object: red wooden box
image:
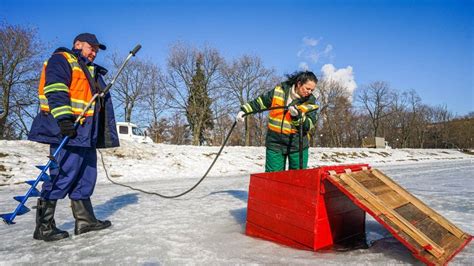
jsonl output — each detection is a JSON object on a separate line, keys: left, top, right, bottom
{"left": 245, "top": 164, "right": 369, "bottom": 250}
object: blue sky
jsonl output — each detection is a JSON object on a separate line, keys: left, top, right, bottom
{"left": 1, "top": 0, "right": 473, "bottom": 115}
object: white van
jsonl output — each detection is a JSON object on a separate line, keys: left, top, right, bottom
{"left": 116, "top": 122, "right": 153, "bottom": 144}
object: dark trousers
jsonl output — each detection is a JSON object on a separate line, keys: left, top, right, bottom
{"left": 41, "top": 145, "right": 97, "bottom": 200}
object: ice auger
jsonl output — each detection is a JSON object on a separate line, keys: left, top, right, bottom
{"left": 1, "top": 45, "right": 142, "bottom": 224}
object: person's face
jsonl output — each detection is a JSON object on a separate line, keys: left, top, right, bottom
{"left": 74, "top": 41, "right": 99, "bottom": 62}
{"left": 295, "top": 80, "right": 317, "bottom": 97}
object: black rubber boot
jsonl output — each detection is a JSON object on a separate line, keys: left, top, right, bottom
{"left": 71, "top": 198, "right": 111, "bottom": 235}
{"left": 33, "top": 198, "right": 69, "bottom": 241}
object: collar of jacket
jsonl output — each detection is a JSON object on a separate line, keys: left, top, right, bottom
{"left": 281, "top": 81, "right": 310, "bottom": 105}
{"left": 287, "top": 84, "right": 302, "bottom": 106}
{"left": 52, "top": 47, "right": 108, "bottom": 76}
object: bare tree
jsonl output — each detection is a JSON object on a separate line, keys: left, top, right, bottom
{"left": 168, "top": 111, "right": 190, "bottom": 145}
{"left": 142, "top": 65, "right": 168, "bottom": 139}
{"left": 220, "top": 55, "right": 276, "bottom": 145}
{"left": 423, "top": 104, "right": 452, "bottom": 148}
{"left": 251, "top": 112, "right": 268, "bottom": 146}
{"left": 446, "top": 115, "right": 473, "bottom": 149}
{"left": 0, "top": 22, "right": 43, "bottom": 138}
{"left": 110, "top": 55, "right": 155, "bottom": 123}
{"left": 356, "top": 81, "right": 394, "bottom": 137}
{"left": 315, "top": 79, "right": 353, "bottom": 147}
{"left": 350, "top": 111, "right": 372, "bottom": 147}
{"left": 208, "top": 88, "right": 235, "bottom": 145}
{"left": 146, "top": 66, "right": 167, "bottom": 123}
{"left": 164, "top": 42, "right": 222, "bottom": 145}
{"left": 384, "top": 89, "right": 419, "bottom": 148}
{"left": 9, "top": 79, "right": 38, "bottom": 138}
{"left": 397, "top": 90, "right": 422, "bottom": 148}
{"left": 148, "top": 117, "right": 169, "bottom": 143}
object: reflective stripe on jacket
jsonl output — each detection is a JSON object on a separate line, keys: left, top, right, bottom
{"left": 28, "top": 47, "right": 119, "bottom": 148}
{"left": 38, "top": 51, "right": 95, "bottom": 118}
{"left": 241, "top": 81, "right": 319, "bottom": 152}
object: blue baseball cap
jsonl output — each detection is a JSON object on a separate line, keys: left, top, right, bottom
{"left": 73, "top": 33, "right": 106, "bottom": 50}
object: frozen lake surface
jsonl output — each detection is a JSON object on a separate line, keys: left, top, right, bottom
{"left": 0, "top": 141, "right": 472, "bottom": 265}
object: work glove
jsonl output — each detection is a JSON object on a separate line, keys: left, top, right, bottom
{"left": 288, "top": 106, "right": 300, "bottom": 117}
{"left": 236, "top": 111, "right": 246, "bottom": 123}
{"left": 58, "top": 119, "right": 77, "bottom": 139}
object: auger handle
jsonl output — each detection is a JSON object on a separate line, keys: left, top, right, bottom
{"left": 131, "top": 45, "right": 142, "bottom": 56}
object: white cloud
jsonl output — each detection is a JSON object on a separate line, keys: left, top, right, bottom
{"left": 308, "top": 51, "right": 320, "bottom": 63}
{"left": 296, "top": 49, "right": 304, "bottom": 57}
{"left": 321, "top": 64, "right": 357, "bottom": 99}
{"left": 296, "top": 38, "right": 354, "bottom": 98}
{"left": 299, "top": 62, "right": 309, "bottom": 71}
{"left": 323, "top": 44, "right": 333, "bottom": 55}
{"left": 302, "top": 37, "right": 319, "bottom": 46}
{"left": 297, "top": 36, "right": 333, "bottom": 67}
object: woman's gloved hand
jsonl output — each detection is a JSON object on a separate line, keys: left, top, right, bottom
{"left": 236, "top": 111, "right": 246, "bottom": 122}
{"left": 289, "top": 106, "right": 300, "bottom": 117}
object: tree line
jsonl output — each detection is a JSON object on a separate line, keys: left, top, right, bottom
{"left": 1, "top": 22, "right": 472, "bottom": 149}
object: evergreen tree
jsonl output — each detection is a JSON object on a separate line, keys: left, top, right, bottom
{"left": 186, "top": 54, "right": 214, "bottom": 145}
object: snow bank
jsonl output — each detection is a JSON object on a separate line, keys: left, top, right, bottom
{"left": 0, "top": 140, "right": 471, "bottom": 186}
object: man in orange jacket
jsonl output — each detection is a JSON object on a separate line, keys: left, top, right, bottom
{"left": 28, "top": 33, "right": 119, "bottom": 241}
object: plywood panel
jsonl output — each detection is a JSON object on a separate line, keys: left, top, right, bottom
{"left": 326, "top": 168, "right": 472, "bottom": 266}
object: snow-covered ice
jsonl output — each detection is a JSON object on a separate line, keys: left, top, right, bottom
{"left": 0, "top": 140, "right": 472, "bottom": 265}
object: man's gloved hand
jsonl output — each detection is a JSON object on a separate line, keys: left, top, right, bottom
{"left": 236, "top": 111, "right": 246, "bottom": 123}
{"left": 58, "top": 119, "right": 77, "bottom": 139}
{"left": 289, "top": 106, "right": 300, "bottom": 117}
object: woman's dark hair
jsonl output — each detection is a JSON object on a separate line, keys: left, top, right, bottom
{"left": 285, "top": 71, "right": 318, "bottom": 86}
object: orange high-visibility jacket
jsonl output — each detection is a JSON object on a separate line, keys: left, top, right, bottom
{"left": 38, "top": 51, "right": 96, "bottom": 119}
{"left": 28, "top": 48, "right": 119, "bottom": 148}
{"left": 241, "top": 81, "right": 319, "bottom": 152}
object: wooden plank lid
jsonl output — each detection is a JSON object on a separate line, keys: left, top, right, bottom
{"left": 326, "top": 168, "right": 472, "bottom": 265}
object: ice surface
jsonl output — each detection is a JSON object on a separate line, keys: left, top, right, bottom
{"left": 0, "top": 140, "right": 472, "bottom": 264}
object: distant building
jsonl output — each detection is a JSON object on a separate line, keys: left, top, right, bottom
{"left": 362, "top": 137, "right": 386, "bottom": 149}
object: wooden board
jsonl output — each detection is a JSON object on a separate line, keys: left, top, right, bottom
{"left": 326, "top": 168, "right": 472, "bottom": 266}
